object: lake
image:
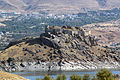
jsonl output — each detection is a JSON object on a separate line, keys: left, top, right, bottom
{"left": 13, "top": 70, "right": 120, "bottom": 80}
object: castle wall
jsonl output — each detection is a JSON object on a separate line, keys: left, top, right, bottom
{"left": 45, "top": 26, "right": 91, "bottom": 36}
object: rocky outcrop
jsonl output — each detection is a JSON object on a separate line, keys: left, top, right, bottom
{"left": 0, "top": 26, "right": 120, "bottom": 72}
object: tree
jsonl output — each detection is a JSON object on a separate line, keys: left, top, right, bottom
{"left": 36, "top": 78, "right": 41, "bottom": 80}
{"left": 43, "top": 75, "right": 53, "bottom": 80}
{"left": 83, "top": 74, "right": 91, "bottom": 80}
{"left": 91, "top": 76, "right": 98, "bottom": 80}
{"left": 56, "top": 74, "right": 67, "bottom": 80}
{"left": 70, "top": 75, "right": 82, "bottom": 80}
{"left": 96, "top": 69, "right": 114, "bottom": 80}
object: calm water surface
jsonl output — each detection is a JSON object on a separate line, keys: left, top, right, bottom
{"left": 13, "top": 70, "right": 120, "bottom": 80}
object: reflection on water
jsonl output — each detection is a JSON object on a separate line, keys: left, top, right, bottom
{"left": 13, "top": 70, "right": 120, "bottom": 80}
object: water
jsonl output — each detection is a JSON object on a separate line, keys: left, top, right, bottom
{"left": 13, "top": 70, "right": 120, "bottom": 80}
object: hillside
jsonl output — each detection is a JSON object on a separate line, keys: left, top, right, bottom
{"left": 0, "top": 70, "right": 28, "bottom": 80}
{"left": 1, "top": 0, "right": 120, "bottom": 14}
{"left": 0, "top": 0, "right": 27, "bottom": 10}
{"left": 0, "top": 26, "right": 119, "bottom": 72}
{"left": 82, "top": 19, "right": 120, "bottom": 49}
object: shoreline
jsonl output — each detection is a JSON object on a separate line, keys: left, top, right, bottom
{"left": 2, "top": 61, "right": 119, "bottom": 72}
{"left": 12, "top": 68, "right": 120, "bottom": 74}
{"left": 11, "top": 70, "right": 120, "bottom": 79}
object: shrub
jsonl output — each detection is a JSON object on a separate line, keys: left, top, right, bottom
{"left": 43, "top": 75, "right": 53, "bottom": 80}
{"left": 56, "top": 74, "right": 67, "bottom": 80}
{"left": 91, "top": 76, "right": 98, "bottom": 80}
{"left": 83, "top": 74, "right": 91, "bottom": 80}
{"left": 96, "top": 69, "right": 114, "bottom": 80}
{"left": 70, "top": 75, "right": 82, "bottom": 80}
{"left": 36, "top": 78, "right": 41, "bottom": 80}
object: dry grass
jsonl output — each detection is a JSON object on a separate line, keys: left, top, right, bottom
{"left": 83, "top": 23, "right": 120, "bottom": 48}
{"left": 0, "top": 71, "right": 28, "bottom": 80}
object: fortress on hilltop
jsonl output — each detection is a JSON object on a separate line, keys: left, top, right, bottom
{"left": 45, "top": 25, "right": 91, "bottom": 36}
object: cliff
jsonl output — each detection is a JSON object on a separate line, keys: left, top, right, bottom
{"left": 0, "top": 26, "right": 120, "bottom": 72}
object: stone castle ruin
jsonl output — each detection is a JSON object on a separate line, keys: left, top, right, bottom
{"left": 45, "top": 25, "right": 91, "bottom": 36}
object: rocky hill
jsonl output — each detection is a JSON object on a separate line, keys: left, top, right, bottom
{"left": 0, "top": 26, "right": 120, "bottom": 72}
{"left": 1, "top": 0, "right": 120, "bottom": 14}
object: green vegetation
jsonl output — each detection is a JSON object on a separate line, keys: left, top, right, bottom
{"left": 56, "top": 74, "right": 66, "bottom": 80}
{"left": 0, "top": 17, "right": 45, "bottom": 33}
{"left": 36, "top": 78, "right": 41, "bottom": 80}
{"left": 96, "top": 69, "right": 114, "bottom": 80}
{"left": 70, "top": 75, "right": 82, "bottom": 80}
{"left": 36, "top": 69, "right": 119, "bottom": 80}
{"left": 1, "top": 8, "right": 120, "bottom": 33}
{"left": 43, "top": 75, "right": 53, "bottom": 80}
{"left": 91, "top": 76, "right": 97, "bottom": 80}
{"left": 0, "top": 44, "right": 7, "bottom": 50}
{"left": 83, "top": 74, "right": 90, "bottom": 80}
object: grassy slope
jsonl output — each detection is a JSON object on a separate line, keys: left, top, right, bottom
{"left": 0, "top": 71, "right": 28, "bottom": 80}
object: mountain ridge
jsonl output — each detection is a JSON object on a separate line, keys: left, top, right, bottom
{"left": 1, "top": 0, "right": 120, "bottom": 14}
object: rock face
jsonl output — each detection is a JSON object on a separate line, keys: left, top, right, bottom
{"left": 0, "top": 26, "right": 120, "bottom": 72}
